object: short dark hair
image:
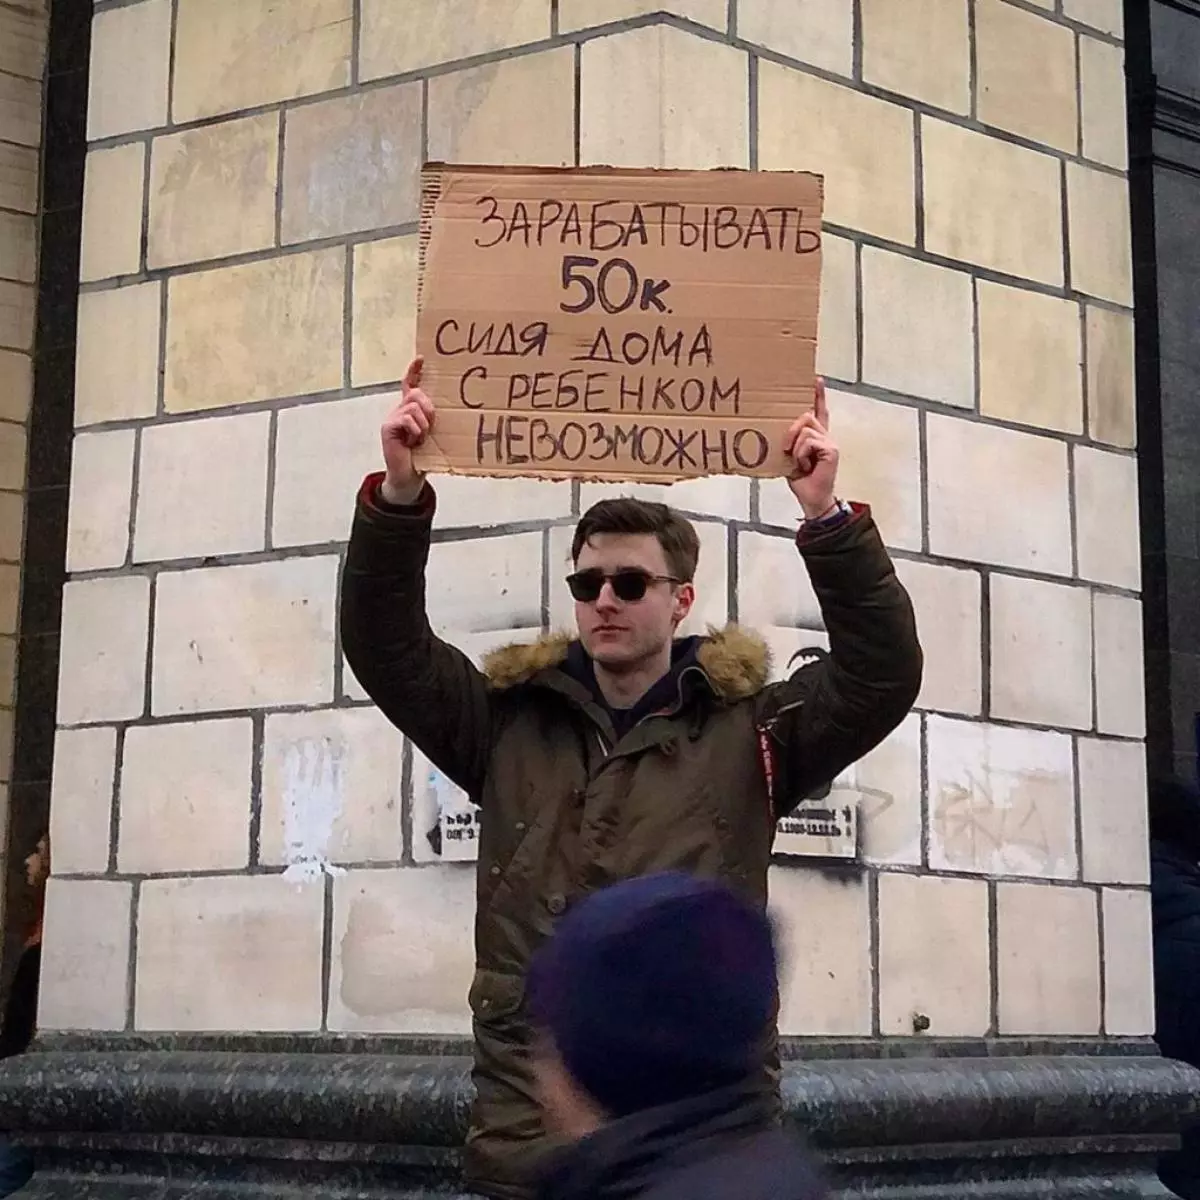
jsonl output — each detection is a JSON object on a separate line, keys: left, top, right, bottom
{"left": 571, "top": 497, "right": 700, "bottom": 582}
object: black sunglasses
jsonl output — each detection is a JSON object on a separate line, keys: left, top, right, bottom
{"left": 566, "top": 568, "right": 680, "bottom": 603}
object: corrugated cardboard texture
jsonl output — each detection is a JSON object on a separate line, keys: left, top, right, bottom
{"left": 412, "top": 163, "right": 823, "bottom": 483}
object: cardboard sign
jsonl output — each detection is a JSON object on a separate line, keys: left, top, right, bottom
{"left": 412, "top": 164, "right": 823, "bottom": 483}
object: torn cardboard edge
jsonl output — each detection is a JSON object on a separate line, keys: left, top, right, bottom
{"left": 413, "top": 161, "right": 825, "bottom": 485}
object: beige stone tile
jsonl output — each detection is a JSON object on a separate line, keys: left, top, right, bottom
{"left": 578, "top": 474, "right": 750, "bottom": 523}
{"left": 976, "top": 0, "right": 1077, "bottom": 153}
{"left": 87, "top": 0, "right": 170, "bottom": 139}
{"left": 74, "top": 283, "right": 161, "bottom": 428}
{"left": 1078, "top": 736, "right": 1150, "bottom": 885}
{"left": 759, "top": 390, "right": 923, "bottom": 551}
{"left": 164, "top": 249, "right": 345, "bottom": 413}
{"left": 0, "top": 564, "right": 19, "bottom": 636}
{"left": 152, "top": 557, "right": 338, "bottom": 715}
{"left": 997, "top": 882, "right": 1100, "bottom": 1034}
{"left": 862, "top": 248, "right": 974, "bottom": 407}
{"left": 928, "top": 716, "right": 1077, "bottom": 879}
{"left": 66, "top": 429, "right": 135, "bottom": 572}
{"left": 1080, "top": 38, "right": 1127, "bottom": 170}
{"left": 281, "top": 84, "right": 422, "bottom": 244}
{"left": 173, "top": 0, "right": 352, "bottom": 124}
{"left": 580, "top": 26, "right": 748, "bottom": 169}
{"left": 0, "top": 422, "right": 25, "bottom": 490}
{"left": 148, "top": 114, "right": 279, "bottom": 270}
{"left": 1068, "top": 164, "right": 1132, "bottom": 306}
{"left": 894, "top": 559, "right": 981, "bottom": 715}
{"left": 58, "top": 576, "right": 151, "bottom": 726}
{"left": 360, "top": 0, "right": 548, "bottom": 79}
{"left": 991, "top": 575, "right": 1093, "bottom": 730}
{"left": 273, "top": 392, "right": 571, "bottom": 545}
{"left": 739, "top": 0, "right": 854, "bottom": 75}
{"left": 1063, "top": 0, "right": 1123, "bottom": 37}
{"left": 260, "top": 707, "right": 403, "bottom": 870}
{"left": 841, "top": 711, "right": 923, "bottom": 867}
{"left": 736, "top": 530, "right": 822, "bottom": 632}
{"left": 1093, "top": 592, "right": 1145, "bottom": 739}
{"left": 816, "top": 232, "right": 857, "bottom": 383}
{"left": 0, "top": 142, "right": 38, "bottom": 214}
{"left": 0, "top": 211, "right": 35, "bottom": 283}
{"left": 119, "top": 718, "right": 253, "bottom": 873}
{"left": 772, "top": 866, "right": 871, "bottom": 1035}
{"left": 1075, "top": 445, "right": 1140, "bottom": 589}
{"left": 426, "top": 530, "right": 544, "bottom": 632}
{"left": 1086, "top": 305, "right": 1135, "bottom": 449}
{"left": 1102, "top": 887, "right": 1154, "bottom": 1036}
{"left": 273, "top": 392, "right": 390, "bottom": 547}
{"left": 136, "top": 874, "right": 324, "bottom": 1031}
{"left": 0, "top": 281, "right": 34, "bottom": 352}
{"left": 428, "top": 49, "right": 574, "bottom": 168}
{"left": 559, "top": 0, "right": 726, "bottom": 30}
{"left": 351, "top": 236, "right": 418, "bottom": 389}
{"left": 878, "top": 872, "right": 990, "bottom": 1036}
{"left": 80, "top": 144, "right": 145, "bottom": 284}
{"left": 134, "top": 412, "right": 270, "bottom": 561}
{"left": 432, "top": 476, "right": 574, "bottom": 530}
{"left": 927, "top": 415, "right": 1071, "bottom": 574}
{"left": 0, "top": 7, "right": 46, "bottom": 80}
{"left": 0, "top": 70, "right": 41, "bottom": 148}
{"left": 760, "top": 62, "right": 914, "bottom": 244}
{"left": 0, "top": 490, "right": 15, "bottom": 562}
{"left": 0, "top": 350, "right": 31, "bottom": 421}
{"left": 863, "top": 0, "right": 968, "bottom": 111}
{"left": 39, "top": 879, "right": 131, "bottom": 1030}
{"left": 978, "top": 282, "right": 1082, "bottom": 434}
{"left": 924, "top": 119, "right": 1063, "bottom": 286}
{"left": 329, "top": 867, "right": 474, "bottom": 1032}
{"left": 49, "top": 726, "right": 116, "bottom": 875}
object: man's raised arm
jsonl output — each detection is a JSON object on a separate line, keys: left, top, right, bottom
{"left": 338, "top": 358, "right": 493, "bottom": 798}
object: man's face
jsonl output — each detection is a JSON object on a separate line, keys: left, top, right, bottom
{"left": 572, "top": 533, "right": 694, "bottom": 669}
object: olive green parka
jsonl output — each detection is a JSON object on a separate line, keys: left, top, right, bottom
{"left": 339, "top": 474, "right": 923, "bottom": 1199}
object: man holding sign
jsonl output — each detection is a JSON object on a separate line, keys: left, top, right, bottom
{"left": 339, "top": 355, "right": 922, "bottom": 1198}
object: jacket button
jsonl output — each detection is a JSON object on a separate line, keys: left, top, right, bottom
{"left": 571, "top": 789, "right": 586, "bottom": 805}
{"left": 490, "top": 865, "right": 501, "bottom": 877}
{"left": 547, "top": 894, "right": 567, "bottom": 916}
{"left": 515, "top": 821, "right": 527, "bottom": 833}
{"left": 661, "top": 738, "right": 678, "bottom": 757}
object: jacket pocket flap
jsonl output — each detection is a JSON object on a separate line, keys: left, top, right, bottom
{"left": 468, "top": 968, "right": 526, "bottom": 1019}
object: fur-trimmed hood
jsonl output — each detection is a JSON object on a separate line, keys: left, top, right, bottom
{"left": 480, "top": 624, "right": 771, "bottom": 701}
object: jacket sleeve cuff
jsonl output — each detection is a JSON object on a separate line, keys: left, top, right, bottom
{"left": 356, "top": 471, "right": 437, "bottom": 522}
{"left": 794, "top": 500, "right": 870, "bottom": 549}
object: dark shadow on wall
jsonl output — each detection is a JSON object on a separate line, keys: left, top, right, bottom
{"left": 1126, "top": 0, "right": 1200, "bottom": 792}
{"left": 0, "top": 0, "right": 91, "bottom": 999}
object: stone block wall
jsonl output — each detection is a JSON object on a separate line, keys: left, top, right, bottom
{"left": 0, "top": 0, "right": 48, "bottom": 939}
{"left": 42, "top": 0, "right": 1150, "bottom": 1043}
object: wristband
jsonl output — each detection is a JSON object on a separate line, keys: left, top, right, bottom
{"left": 800, "top": 498, "right": 851, "bottom": 529}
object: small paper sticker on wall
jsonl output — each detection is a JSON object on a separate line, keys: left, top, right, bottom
{"left": 415, "top": 757, "right": 482, "bottom": 864}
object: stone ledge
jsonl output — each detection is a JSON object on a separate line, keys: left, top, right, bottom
{"left": 0, "top": 1049, "right": 1193, "bottom": 1197}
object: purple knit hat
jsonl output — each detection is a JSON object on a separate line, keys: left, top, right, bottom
{"left": 526, "top": 871, "right": 779, "bottom": 1118}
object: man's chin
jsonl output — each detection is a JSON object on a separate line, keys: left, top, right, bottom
{"left": 585, "top": 640, "right": 636, "bottom": 667}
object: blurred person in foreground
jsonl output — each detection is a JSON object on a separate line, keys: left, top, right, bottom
{"left": 525, "top": 871, "right": 830, "bottom": 1200}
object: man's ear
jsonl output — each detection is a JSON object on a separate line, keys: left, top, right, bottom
{"left": 673, "top": 582, "right": 695, "bottom": 626}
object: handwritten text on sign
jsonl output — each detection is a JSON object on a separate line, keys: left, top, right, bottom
{"left": 412, "top": 165, "right": 824, "bottom": 483}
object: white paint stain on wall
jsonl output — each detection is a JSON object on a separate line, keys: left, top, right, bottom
{"left": 281, "top": 736, "right": 348, "bottom": 883}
